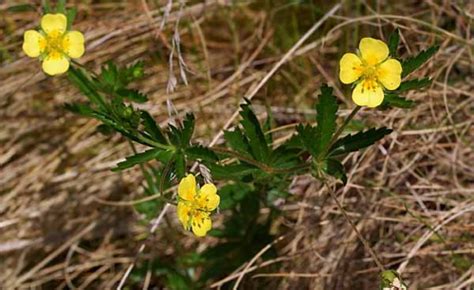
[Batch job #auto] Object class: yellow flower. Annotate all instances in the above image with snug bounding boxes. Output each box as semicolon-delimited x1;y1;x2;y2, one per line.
22;13;85;76
176;174;220;237
339;37;402;108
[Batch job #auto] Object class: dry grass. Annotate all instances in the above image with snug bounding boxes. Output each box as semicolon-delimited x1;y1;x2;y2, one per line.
1;0;473;289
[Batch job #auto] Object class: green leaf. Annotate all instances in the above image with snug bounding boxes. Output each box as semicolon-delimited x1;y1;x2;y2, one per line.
324;159;347;184
186;146;218;162
113;148;163;171
382;94;415;109
66;8;77;30
167;114;195;148
396;78;432;92
223;128;252;158
68;67;107;110
116;89;148;103
140;111;168;144
208;163;260;179
174;152;186;179
56;0;66;13
96;124;115;136
239;102;269;162
329;127;392;156
314;84;338;156
296;124;318;156
7;4;36;12
181;113;195;146
63;102;95;117
388;29;400;57
402;45;439;77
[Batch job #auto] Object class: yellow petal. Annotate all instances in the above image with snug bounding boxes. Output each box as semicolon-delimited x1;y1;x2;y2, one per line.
191;212;212;237
41;13;67;35
63;31;85;59
377;59;402;90
23;30;46;57
359;37;389;66
352;81;384;108
197;183;220;211
42;55;70;76
339;53;363;84
177;202;191;230
178;174;196;201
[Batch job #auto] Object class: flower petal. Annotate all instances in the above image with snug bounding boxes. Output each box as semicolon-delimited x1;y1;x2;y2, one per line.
377;59;402;90
339;53;363;84
198;183;220;211
63;31;85;58
23;30;46;58
191;212;212;237
352;81;384;108
41;13;67;35
359;37;389;66
42;55;70;76
177;202;191;230
178;174;196;201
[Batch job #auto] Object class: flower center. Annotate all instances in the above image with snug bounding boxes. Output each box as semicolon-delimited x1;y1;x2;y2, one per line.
44;30;65;59
360;64;381;90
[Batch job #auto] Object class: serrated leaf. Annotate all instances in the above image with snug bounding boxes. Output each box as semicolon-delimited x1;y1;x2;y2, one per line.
116;89;148;103
174;152;186;179
181;113;195;146
325;159;347;184
315;84;338;156
186;146;218;162
223;128;252;157
239;102;269;162
113;148;163;171
388;29;400;57
329;127;392;156
396;78;432;92
140;111;168;144
382;94;415;109
296;124;318;156
402;45;439;77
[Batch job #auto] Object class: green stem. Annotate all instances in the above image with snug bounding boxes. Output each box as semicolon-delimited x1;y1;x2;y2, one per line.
323;180;385;272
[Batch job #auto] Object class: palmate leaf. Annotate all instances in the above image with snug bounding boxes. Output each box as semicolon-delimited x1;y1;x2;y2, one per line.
329;127;392;156
388;28;400;57
382;93;415;109
64;102;95;117
239;102;270;162
314;84;338;156
402;45;439;77
396;78;432;92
